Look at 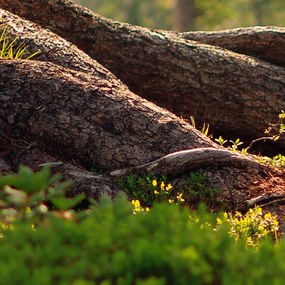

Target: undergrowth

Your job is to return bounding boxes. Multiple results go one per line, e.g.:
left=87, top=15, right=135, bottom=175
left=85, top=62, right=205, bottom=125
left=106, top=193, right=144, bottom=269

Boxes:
left=0, top=166, right=282, bottom=285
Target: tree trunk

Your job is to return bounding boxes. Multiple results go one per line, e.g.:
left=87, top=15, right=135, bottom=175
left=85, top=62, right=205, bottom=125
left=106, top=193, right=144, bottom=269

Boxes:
left=0, top=3, right=284, bottom=223
left=1, top=0, right=284, bottom=150
left=175, top=0, right=196, bottom=31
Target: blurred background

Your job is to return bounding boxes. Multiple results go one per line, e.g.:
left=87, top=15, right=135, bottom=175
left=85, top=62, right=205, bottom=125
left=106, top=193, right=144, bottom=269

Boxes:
left=73, top=0, right=285, bottom=31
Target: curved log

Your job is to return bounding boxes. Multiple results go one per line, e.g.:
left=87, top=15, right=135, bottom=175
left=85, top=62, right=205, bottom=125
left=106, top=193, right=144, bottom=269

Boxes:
left=1, top=0, right=285, bottom=148
left=173, top=26, right=285, bottom=68
left=109, top=148, right=271, bottom=178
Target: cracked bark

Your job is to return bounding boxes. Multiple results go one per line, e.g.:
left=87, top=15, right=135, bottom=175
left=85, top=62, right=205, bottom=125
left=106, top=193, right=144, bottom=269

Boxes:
left=0, top=3, right=284, bottom=224
left=1, top=0, right=285, bottom=148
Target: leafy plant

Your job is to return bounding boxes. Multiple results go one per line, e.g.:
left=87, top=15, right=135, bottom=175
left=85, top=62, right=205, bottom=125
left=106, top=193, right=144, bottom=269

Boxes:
left=0, top=165, right=84, bottom=226
left=117, top=174, right=185, bottom=207
left=264, top=110, right=285, bottom=141
left=218, top=207, right=279, bottom=248
left=179, top=171, right=219, bottom=203
left=0, top=194, right=284, bottom=284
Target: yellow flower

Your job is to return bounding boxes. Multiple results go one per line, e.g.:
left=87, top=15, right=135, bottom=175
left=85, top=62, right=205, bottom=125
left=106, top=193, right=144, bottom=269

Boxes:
left=154, top=190, right=159, bottom=195
left=168, top=199, right=174, bottom=204
left=166, top=183, right=173, bottom=191
left=160, top=181, right=165, bottom=190
left=152, top=180, right=157, bottom=187
left=132, top=200, right=141, bottom=213
left=176, top=193, right=185, bottom=202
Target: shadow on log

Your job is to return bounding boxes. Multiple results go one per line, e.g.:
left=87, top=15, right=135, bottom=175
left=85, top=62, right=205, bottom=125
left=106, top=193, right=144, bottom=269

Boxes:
left=0, top=3, right=284, bottom=227
left=1, top=0, right=284, bottom=148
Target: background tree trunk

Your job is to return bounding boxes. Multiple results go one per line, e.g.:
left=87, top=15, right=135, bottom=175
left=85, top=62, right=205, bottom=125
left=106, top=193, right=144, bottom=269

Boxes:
left=175, top=0, right=196, bottom=31
left=1, top=0, right=284, bottom=151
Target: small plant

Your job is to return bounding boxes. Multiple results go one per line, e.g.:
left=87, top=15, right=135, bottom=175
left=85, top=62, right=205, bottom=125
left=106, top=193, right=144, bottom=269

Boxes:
left=0, top=25, right=41, bottom=59
left=228, top=138, right=243, bottom=152
left=215, top=136, right=246, bottom=153
left=180, top=171, right=219, bottom=203
left=117, top=174, right=185, bottom=207
left=259, top=154, right=285, bottom=168
left=264, top=110, right=285, bottom=141
left=190, top=115, right=211, bottom=137
left=0, top=165, right=85, bottom=228
left=218, top=207, right=279, bottom=248
left=215, top=135, right=227, bottom=146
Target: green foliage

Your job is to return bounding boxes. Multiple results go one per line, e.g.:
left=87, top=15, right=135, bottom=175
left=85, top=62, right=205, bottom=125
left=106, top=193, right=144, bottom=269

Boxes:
left=0, top=167, right=283, bottom=284
left=215, top=136, right=246, bottom=153
left=264, top=110, right=285, bottom=142
left=179, top=171, right=219, bottom=202
left=117, top=174, right=184, bottom=207
left=218, top=207, right=279, bottom=248
left=259, top=154, right=285, bottom=168
left=0, top=165, right=83, bottom=226
left=74, top=0, right=285, bottom=30
left=118, top=171, right=219, bottom=210
left=0, top=194, right=284, bottom=284
left=0, top=25, right=40, bottom=60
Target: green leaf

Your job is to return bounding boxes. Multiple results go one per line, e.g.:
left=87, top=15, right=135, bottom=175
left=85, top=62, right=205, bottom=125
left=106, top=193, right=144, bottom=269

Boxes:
left=50, top=194, right=85, bottom=210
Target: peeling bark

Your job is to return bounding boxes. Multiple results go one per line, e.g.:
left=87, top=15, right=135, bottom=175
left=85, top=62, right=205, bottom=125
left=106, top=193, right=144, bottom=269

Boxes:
left=1, top=0, right=284, bottom=147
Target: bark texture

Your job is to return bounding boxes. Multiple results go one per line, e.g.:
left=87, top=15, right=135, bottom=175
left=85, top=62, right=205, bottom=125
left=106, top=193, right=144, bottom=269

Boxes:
left=175, top=26, right=285, bottom=68
left=0, top=3, right=284, bottom=224
left=1, top=0, right=284, bottom=148
left=0, top=59, right=213, bottom=171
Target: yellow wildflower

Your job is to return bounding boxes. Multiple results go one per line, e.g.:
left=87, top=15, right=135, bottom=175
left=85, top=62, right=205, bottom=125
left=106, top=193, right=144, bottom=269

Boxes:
left=176, top=193, right=185, bottom=202
left=152, top=180, right=157, bottom=187
left=166, top=183, right=173, bottom=191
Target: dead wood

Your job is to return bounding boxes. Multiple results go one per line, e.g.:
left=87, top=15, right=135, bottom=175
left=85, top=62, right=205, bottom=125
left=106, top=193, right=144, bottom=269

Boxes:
left=109, top=148, right=271, bottom=179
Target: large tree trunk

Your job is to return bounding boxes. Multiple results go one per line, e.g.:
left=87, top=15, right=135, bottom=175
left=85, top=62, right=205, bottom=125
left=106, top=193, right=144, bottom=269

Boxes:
left=1, top=0, right=284, bottom=150
left=0, top=3, right=284, bottom=224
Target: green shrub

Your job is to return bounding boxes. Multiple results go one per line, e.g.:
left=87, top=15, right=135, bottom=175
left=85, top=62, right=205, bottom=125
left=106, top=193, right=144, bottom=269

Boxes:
left=0, top=193, right=284, bottom=285
left=0, top=167, right=283, bottom=284
left=179, top=171, right=219, bottom=202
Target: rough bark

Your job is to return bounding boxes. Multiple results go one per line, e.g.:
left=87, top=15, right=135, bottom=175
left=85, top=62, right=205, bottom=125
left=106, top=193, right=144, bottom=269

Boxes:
left=175, top=26, right=285, bottom=68
left=4, top=58, right=284, bottom=210
left=1, top=0, right=285, bottom=149
left=0, top=4, right=284, bottom=224
left=0, top=59, right=212, bottom=171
